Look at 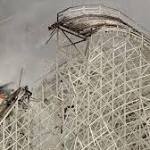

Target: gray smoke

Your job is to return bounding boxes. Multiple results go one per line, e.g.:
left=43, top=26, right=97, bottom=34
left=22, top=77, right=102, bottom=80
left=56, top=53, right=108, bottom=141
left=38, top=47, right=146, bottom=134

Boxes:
left=0, top=0, right=149, bottom=87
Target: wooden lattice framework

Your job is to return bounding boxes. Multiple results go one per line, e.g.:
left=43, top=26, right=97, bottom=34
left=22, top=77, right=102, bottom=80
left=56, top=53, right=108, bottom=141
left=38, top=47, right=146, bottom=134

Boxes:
left=1, top=5, right=150, bottom=150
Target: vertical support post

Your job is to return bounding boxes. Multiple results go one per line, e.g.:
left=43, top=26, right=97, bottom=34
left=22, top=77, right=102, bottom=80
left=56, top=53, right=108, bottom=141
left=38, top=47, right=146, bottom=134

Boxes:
left=112, top=32, right=115, bottom=147
left=124, top=35, right=127, bottom=149
left=139, top=35, right=143, bottom=150
left=56, top=26, right=64, bottom=148
left=87, top=39, right=90, bottom=150
left=15, top=99, right=18, bottom=150
left=112, top=33, right=119, bottom=149
left=2, top=120, right=5, bottom=150
left=27, top=110, right=31, bottom=150
left=38, top=82, right=44, bottom=150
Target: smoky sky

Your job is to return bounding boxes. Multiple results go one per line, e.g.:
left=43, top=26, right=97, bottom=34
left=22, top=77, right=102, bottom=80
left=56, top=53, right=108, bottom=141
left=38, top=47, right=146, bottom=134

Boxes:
left=0, top=0, right=150, bottom=87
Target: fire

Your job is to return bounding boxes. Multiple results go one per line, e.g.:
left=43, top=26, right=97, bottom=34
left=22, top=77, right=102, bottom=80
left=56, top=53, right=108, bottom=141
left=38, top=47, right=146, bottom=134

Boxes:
left=0, top=93, right=6, bottom=103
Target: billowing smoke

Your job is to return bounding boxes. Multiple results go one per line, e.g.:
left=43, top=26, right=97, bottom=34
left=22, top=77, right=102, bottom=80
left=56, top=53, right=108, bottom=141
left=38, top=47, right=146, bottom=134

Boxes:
left=0, top=0, right=149, bottom=87
left=0, top=0, right=68, bottom=86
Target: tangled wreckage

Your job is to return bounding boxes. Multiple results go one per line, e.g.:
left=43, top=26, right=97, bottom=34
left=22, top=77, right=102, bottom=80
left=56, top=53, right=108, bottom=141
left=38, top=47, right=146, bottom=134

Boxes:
left=0, top=86, right=32, bottom=121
